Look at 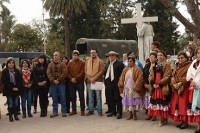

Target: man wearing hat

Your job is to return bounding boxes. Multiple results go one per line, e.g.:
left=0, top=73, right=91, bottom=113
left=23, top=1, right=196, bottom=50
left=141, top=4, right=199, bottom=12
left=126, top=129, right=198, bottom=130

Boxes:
left=104, top=51, right=124, bottom=119
left=67, top=50, right=85, bottom=116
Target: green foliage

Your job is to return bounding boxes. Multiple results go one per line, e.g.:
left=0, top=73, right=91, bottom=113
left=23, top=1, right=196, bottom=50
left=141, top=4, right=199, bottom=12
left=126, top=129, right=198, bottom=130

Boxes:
left=100, top=0, right=136, bottom=40
left=46, top=32, right=65, bottom=57
left=143, top=0, right=180, bottom=55
left=8, top=24, right=43, bottom=52
left=69, top=0, right=102, bottom=49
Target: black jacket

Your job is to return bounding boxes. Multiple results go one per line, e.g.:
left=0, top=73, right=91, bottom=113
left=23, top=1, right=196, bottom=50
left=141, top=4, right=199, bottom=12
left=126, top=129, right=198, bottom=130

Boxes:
left=2, top=68, right=23, bottom=96
left=32, top=63, right=50, bottom=89
left=104, top=60, right=124, bottom=100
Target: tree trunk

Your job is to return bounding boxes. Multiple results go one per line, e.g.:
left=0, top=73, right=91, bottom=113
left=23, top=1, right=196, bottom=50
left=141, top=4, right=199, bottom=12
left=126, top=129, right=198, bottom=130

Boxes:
left=64, top=13, right=70, bottom=58
left=159, top=0, right=200, bottom=36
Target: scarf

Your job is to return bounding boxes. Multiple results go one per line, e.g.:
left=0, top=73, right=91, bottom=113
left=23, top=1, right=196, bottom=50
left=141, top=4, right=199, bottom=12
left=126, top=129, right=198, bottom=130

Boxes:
left=105, top=60, right=116, bottom=81
left=86, top=57, right=101, bottom=77
left=22, top=67, right=31, bottom=85
left=9, top=69, right=16, bottom=85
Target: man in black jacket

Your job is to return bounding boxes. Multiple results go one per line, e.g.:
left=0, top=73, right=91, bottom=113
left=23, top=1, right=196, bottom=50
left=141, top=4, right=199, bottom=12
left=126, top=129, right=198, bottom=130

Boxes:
left=104, top=51, right=124, bottom=119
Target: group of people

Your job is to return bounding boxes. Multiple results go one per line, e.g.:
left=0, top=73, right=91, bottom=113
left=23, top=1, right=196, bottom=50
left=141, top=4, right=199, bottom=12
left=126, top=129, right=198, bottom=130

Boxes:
left=1, top=38, right=200, bottom=133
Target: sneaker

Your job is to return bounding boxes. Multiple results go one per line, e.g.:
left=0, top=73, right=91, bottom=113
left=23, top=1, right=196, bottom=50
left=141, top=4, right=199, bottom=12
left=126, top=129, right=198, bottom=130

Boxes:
left=81, top=111, right=85, bottom=116
left=62, top=113, right=67, bottom=117
left=86, top=111, right=94, bottom=116
left=50, top=113, right=58, bottom=118
left=98, top=112, right=103, bottom=116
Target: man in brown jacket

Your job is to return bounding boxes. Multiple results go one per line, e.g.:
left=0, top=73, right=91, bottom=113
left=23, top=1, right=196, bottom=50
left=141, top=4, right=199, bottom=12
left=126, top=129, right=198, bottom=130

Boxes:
left=85, top=49, right=104, bottom=116
left=67, top=50, right=85, bottom=116
left=47, top=52, right=67, bottom=118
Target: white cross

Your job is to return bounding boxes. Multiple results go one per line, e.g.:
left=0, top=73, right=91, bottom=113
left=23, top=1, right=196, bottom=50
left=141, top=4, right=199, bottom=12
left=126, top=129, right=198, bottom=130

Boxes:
left=121, top=3, right=158, bottom=64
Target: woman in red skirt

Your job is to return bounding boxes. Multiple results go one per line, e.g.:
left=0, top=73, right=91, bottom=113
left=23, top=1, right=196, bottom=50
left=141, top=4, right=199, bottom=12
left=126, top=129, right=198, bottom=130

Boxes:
left=148, top=50, right=172, bottom=127
left=170, top=51, right=191, bottom=129
left=186, top=47, right=200, bottom=133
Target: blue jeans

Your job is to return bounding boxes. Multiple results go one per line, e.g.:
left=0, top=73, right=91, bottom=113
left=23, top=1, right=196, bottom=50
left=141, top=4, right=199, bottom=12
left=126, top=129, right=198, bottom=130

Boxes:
left=8, top=95, right=19, bottom=110
left=69, top=82, right=85, bottom=112
left=87, top=84, right=102, bottom=112
left=51, top=84, right=66, bottom=113
left=21, top=89, right=32, bottom=114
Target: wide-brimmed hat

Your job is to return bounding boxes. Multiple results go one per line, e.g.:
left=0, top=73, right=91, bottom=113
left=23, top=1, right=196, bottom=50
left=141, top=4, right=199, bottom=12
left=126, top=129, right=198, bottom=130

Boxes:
left=105, top=51, right=119, bottom=57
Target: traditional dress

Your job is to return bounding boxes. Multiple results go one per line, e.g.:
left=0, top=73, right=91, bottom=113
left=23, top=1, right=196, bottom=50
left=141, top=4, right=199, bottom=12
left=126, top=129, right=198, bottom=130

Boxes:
left=186, top=59, right=200, bottom=122
left=170, top=61, right=191, bottom=122
left=148, top=61, right=172, bottom=118
left=118, top=65, right=144, bottom=111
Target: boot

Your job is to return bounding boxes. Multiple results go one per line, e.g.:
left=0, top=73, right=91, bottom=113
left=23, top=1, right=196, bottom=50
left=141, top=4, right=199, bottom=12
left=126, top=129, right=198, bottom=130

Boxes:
left=126, top=111, right=133, bottom=120
left=9, top=108, right=14, bottom=122
left=43, top=109, right=47, bottom=117
left=132, top=110, right=137, bottom=120
left=14, top=109, right=20, bottom=121
left=40, top=110, right=44, bottom=117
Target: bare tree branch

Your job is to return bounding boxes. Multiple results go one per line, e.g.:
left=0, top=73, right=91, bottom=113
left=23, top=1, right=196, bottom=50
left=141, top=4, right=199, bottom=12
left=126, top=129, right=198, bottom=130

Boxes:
left=160, top=0, right=198, bottom=34
left=184, top=0, right=200, bottom=25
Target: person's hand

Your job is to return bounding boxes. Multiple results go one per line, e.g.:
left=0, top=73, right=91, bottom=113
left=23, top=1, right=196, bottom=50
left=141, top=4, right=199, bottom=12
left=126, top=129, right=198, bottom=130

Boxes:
left=53, top=80, right=59, bottom=85
left=13, top=88, right=18, bottom=91
left=27, top=84, right=32, bottom=88
left=120, top=93, right=123, bottom=98
left=191, top=81, right=196, bottom=86
left=90, top=78, right=95, bottom=83
left=41, top=81, right=47, bottom=86
left=38, top=82, right=43, bottom=86
left=153, top=84, right=158, bottom=89
left=71, top=78, right=77, bottom=83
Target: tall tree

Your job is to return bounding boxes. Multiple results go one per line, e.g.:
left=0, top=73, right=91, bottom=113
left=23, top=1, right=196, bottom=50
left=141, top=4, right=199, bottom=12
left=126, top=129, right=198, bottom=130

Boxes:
left=100, top=0, right=136, bottom=40
left=9, top=24, right=43, bottom=52
left=142, top=0, right=180, bottom=54
left=159, top=0, right=200, bottom=37
left=44, top=0, right=86, bottom=57
left=69, top=0, right=102, bottom=49
left=0, top=0, right=16, bottom=51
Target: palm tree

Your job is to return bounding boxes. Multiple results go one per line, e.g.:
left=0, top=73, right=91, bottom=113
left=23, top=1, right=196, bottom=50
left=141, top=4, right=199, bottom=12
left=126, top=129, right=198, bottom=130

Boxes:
left=0, top=0, right=16, bottom=51
left=44, top=0, right=86, bottom=57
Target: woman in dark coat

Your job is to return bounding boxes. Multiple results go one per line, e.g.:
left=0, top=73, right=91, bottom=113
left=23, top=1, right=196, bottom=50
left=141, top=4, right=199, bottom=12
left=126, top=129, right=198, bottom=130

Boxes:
left=32, top=55, right=49, bottom=117
left=2, top=58, right=22, bottom=122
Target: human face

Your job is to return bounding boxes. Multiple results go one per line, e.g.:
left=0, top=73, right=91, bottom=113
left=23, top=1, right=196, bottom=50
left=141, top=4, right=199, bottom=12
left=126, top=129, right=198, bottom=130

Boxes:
left=149, top=55, right=157, bottom=63
left=7, top=61, right=15, bottom=69
left=197, top=39, right=200, bottom=47
left=72, top=54, right=79, bottom=61
left=177, top=55, right=187, bottom=64
left=108, top=54, right=117, bottom=62
left=22, top=61, right=29, bottom=68
left=123, top=54, right=127, bottom=61
left=90, top=50, right=97, bottom=59
left=128, top=59, right=134, bottom=67
left=151, top=44, right=156, bottom=50
left=62, top=57, right=69, bottom=64
left=197, top=49, right=200, bottom=61
left=53, top=52, right=60, bottom=61
left=128, top=53, right=135, bottom=58
left=157, top=52, right=165, bottom=62
left=38, top=58, right=44, bottom=64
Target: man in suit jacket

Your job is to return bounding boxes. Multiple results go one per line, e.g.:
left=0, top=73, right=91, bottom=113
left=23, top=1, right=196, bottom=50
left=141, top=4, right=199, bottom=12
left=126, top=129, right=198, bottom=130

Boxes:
left=104, top=51, right=124, bottom=119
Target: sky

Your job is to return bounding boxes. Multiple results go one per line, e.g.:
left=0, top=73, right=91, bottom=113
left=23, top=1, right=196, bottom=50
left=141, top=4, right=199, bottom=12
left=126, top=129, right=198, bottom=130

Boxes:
left=4, top=0, right=191, bottom=34
left=5, top=0, right=49, bottom=24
